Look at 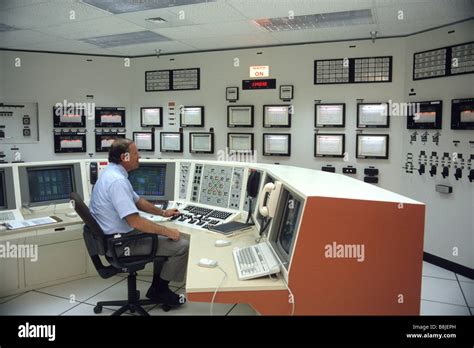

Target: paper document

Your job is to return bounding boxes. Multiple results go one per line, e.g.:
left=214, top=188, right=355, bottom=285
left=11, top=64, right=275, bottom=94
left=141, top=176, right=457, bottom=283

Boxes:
left=6, top=216, right=58, bottom=230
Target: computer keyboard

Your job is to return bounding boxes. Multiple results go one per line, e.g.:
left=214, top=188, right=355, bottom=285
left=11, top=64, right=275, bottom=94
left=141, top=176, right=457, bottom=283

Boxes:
left=0, top=212, right=15, bottom=221
left=233, top=242, right=281, bottom=280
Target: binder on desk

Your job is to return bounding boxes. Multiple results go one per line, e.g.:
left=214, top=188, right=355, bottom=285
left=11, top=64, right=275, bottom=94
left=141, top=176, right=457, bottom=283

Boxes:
left=5, top=216, right=62, bottom=230
left=208, top=221, right=253, bottom=235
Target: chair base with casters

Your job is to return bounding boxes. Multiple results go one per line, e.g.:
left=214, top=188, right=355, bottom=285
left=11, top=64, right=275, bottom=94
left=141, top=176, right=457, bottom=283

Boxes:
left=94, top=270, right=172, bottom=316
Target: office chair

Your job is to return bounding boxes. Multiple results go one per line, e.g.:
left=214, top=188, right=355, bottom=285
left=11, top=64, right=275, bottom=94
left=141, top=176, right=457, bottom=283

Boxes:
left=70, top=192, right=171, bottom=316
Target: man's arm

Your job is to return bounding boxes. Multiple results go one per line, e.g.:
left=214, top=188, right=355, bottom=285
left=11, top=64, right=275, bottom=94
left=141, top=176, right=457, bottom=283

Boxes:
left=136, top=198, right=164, bottom=216
left=125, top=213, right=181, bottom=240
left=135, top=198, right=180, bottom=217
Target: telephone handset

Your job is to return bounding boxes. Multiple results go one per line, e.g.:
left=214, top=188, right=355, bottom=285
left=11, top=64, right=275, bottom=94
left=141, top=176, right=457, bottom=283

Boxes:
left=258, top=181, right=282, bottom=218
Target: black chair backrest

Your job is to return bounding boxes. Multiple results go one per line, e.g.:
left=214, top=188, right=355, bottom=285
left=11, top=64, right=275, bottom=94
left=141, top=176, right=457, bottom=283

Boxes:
left=70, top=192, right=117, bottom=278
left=70, top=192, right=106, bottom=255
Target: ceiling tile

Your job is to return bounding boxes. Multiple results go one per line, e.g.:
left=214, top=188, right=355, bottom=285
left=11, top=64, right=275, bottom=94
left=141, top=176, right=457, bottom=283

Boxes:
left=0, top=0, right=112, bottom=29
left=0, top=0, right=50, bottom=11
left=36, top=17, right=147, bottom=40
left=180, top=33, right=281, bottom=50
left=152, top=21, right=265, bottom=40
left=164, top=0, right=246, bottom=23
left=105, top=41, right=197, bottom=56
left=0, top=29, right=59, bottom=47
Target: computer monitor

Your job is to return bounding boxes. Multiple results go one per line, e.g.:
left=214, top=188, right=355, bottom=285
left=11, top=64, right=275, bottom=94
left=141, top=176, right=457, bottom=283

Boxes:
left=19, top=164, right=84, bottom=207
left=128, top=162, right=175, bottom=201
left=314, top=133, right=345, bottom=158
left=53, top=106, right=86, bottom=127
left=133, top=131, right=155, bottom=152
left=189, top=132, right=214, bottom=153
left=356, top=134, right=389, bottom=159
left=227, top=105, right=254, bottom=127
left=227, top=133, right=254, bottom=153
left=54, top=133, right=87, bottom=153
left=95, top=133, right=126, bottom=152
left=180, top=106, right=204, bottom=127
left=263, top=133, right=291, bottom=156
left=263, top=105, right=291, bottom=127
left=95, top=107, right=126, bottom=127
left=269, top=186, right=303, bottom=271
left=451, top=98, right=474, bottom=130
left=407, top=100, right=442, bottom=129
left=315, top=103, right=345, bottom=128
left=140, top=107, right=163, bottom=127
left=357, top=103, right=389, bottom=128
left=160, top=132, right=183, bottom=153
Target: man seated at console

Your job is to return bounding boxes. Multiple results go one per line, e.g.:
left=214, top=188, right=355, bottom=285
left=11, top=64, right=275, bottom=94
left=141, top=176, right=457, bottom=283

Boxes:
left=90, top=138, right=188, bottom=306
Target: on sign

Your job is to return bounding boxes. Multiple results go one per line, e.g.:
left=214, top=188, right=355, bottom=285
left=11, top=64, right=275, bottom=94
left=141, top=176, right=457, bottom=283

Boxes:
left=249, top=66, right=270, bottom=78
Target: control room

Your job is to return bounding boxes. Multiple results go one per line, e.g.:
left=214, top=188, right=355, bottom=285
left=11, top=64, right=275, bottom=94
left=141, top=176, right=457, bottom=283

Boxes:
left=0, top=0, right=472, bottom=320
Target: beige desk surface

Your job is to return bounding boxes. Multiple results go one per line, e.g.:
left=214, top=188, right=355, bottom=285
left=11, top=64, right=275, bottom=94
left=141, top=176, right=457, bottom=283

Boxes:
left=171, top=222, right=286, bottom=294
left=1, top=210, right=286, bottom=293
left=0, top=208, right=83, bottom=241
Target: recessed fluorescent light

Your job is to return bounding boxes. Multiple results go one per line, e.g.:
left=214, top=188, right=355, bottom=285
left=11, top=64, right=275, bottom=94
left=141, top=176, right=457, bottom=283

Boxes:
left=80, top=31, right=170, bottom=48
left=81, top=0, right=215, bottom=14
left=254, top=9, right=374, bottom=32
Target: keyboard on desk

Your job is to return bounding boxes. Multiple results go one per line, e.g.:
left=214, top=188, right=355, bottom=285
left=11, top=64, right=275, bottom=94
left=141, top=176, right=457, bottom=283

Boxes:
left=173, top=205, right=238, bottom=231
left=233, top=242, right=281, bottom=280
left=0, top=212, right=15, bottom=221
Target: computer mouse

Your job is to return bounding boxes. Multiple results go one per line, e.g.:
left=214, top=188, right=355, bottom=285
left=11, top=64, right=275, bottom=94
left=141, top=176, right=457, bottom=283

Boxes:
left=66, top=212, right=78, bottom=218
left=215, top=239, right=232, bottom=247
left=198, top=258, right=218, bottom=268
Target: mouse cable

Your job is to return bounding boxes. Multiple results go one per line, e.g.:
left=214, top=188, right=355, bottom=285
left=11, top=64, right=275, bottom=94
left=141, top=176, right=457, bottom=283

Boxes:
left=210, top=265, right=228, bottom=316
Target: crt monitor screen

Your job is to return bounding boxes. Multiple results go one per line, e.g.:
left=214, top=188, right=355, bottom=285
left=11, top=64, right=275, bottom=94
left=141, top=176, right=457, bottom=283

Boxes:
left=128, top=163, right=175, bottom=201
left=19, top=164, right=84, bottom=207
left=27, top=166, right=74, bottom=204
left=269, top=187, right=303, bottom=270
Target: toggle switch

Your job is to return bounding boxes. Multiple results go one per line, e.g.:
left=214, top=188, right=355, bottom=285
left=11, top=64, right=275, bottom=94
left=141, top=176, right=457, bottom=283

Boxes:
left=418, top=164, right=425, bottom=175
left=429, top=165, right=437, bottom=177
left=468, top=169, right=474, bottom=183
left=442, top=167, right=449, bottom=178
left=454, top=168, right=462, bottom=180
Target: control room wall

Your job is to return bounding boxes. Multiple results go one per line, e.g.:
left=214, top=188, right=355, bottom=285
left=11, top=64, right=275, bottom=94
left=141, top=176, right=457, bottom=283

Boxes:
left=0, top=52, right=132, bottom=162
left=1, top=20, right=472, bottom=269
left=130, top=37, right=406, bottom=193
left=401, top=21, right=473, bottom=269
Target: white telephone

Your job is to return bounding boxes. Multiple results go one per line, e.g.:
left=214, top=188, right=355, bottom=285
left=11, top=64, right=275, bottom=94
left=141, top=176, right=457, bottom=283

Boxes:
left=258, top=181, right=282, bottom=218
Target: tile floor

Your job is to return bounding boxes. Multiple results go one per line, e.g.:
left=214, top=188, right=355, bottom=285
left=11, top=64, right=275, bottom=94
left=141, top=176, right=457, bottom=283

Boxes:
left=0, top=262, right=471, bottom=316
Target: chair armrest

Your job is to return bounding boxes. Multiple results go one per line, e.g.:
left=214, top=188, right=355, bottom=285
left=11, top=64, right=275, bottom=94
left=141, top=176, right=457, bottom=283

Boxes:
left=106, top=232, right=158, bottom=269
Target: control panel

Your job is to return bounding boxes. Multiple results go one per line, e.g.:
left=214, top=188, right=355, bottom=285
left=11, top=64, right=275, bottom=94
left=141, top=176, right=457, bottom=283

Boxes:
left=190, top=163, right=203, bottom=202
left=198, top=165, right=233, bottom=208
left=178, top=162, right=191, bottom=200
left=229, top=167, right=244, bottom=209
left=172, top=204, right=239, bottom=231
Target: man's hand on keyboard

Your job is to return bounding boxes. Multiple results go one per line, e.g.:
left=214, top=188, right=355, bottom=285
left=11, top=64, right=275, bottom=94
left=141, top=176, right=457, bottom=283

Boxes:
left=163, top=209, right=180, bottom=218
